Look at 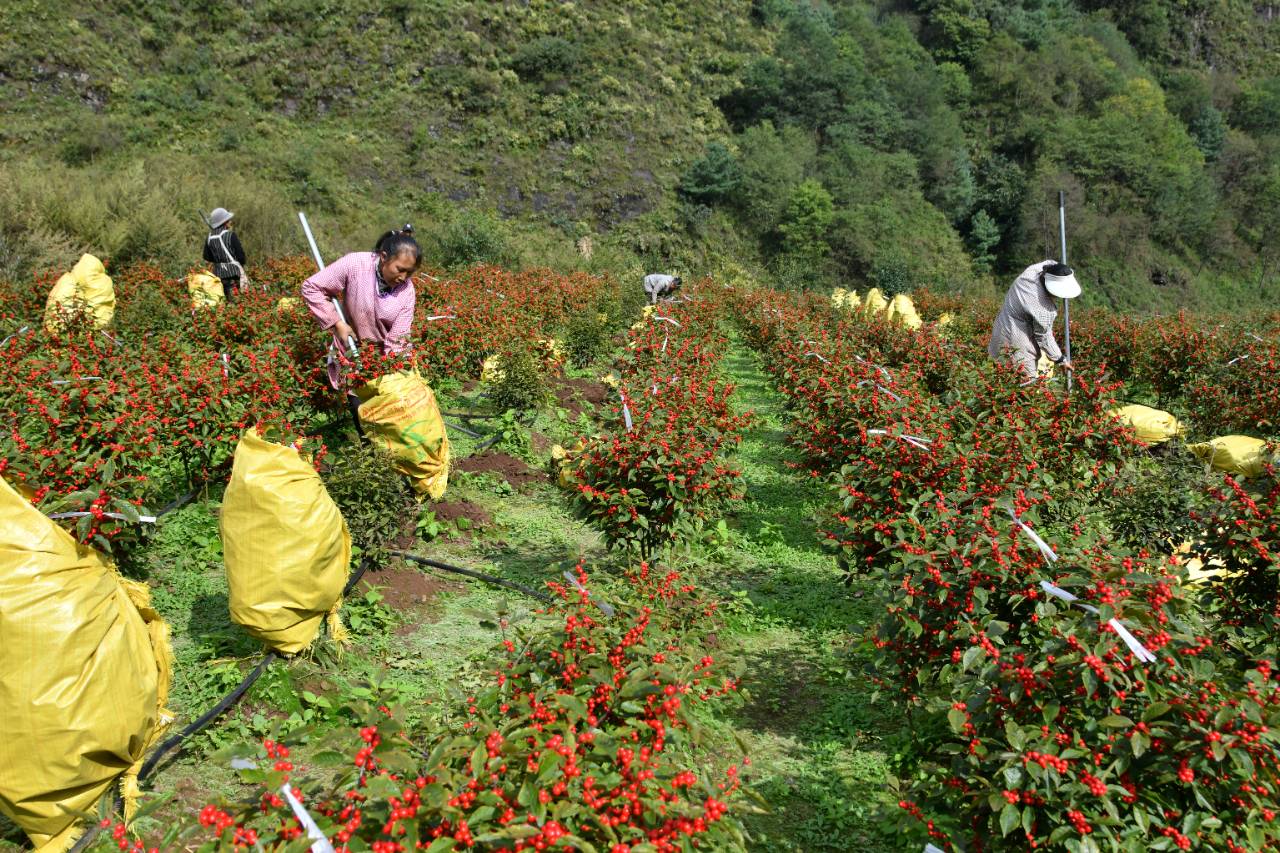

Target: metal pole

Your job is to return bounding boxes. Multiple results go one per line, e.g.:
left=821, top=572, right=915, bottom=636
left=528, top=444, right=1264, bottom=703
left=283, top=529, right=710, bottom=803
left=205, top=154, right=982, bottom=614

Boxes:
left=1059, top=191, right=1073, bottom=392
left=297, top=211, right=360, bottom=362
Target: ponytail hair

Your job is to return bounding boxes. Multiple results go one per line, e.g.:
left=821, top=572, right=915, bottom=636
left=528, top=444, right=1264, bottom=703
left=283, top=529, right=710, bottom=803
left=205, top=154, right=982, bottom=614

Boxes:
left=374, top=224, right=421, bottom=265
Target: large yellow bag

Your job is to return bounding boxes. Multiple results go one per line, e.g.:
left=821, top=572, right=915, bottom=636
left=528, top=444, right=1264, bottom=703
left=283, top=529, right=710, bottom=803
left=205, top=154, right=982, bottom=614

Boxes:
left=221, top=429, right=352, bottom=655
left=830, top=288, right=848, bottom=309
left=862, top=287, right=888, bottom=317
left=43, top=254, right=116, bottom=333
left=887, top=293, right=922, bottom=330
left=1189, top=436, right=1276, bottom=478
left=0, top=477, right=171, bottom=852
left=844, top=290, right=862, bottom=311
left=355, top=371, right=451, bottom=499
left=1109, top=404, right=1187, bottom=445
left=187, top=271, right=224, bottom=310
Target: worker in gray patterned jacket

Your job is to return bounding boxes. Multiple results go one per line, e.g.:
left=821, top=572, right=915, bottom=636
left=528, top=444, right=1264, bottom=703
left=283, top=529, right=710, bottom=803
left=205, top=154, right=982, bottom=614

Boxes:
left=988, top=260, right=1079, bottom=380
left=643, top=273, right=682, bottom=305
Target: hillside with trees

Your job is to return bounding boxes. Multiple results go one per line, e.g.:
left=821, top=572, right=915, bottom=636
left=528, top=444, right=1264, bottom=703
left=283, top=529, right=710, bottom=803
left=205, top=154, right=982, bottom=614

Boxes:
left=1, top=0, right=1277, bottom=310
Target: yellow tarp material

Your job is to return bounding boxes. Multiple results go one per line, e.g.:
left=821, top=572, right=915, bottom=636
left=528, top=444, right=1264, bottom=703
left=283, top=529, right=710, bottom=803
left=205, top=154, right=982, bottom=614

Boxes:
left=43, top=254, right=116, bottom=333
left=276, top=296, right=302, bottom=312
left=886, top=293, right=922, bottom=330
left=355, top=371, right=451, bottom=499
left=862, top=287, right=888, bottom=317
left=221, top=429, right=351, bottom=655
left=481, top=354, right=505, bottom=384
left=187, top=271, right=224, bottom=310
left=1109, top=404, right=1187, bottom=445
left=1189, top=436, right=1275, bottom=478
left=830, top=288, right=848, bottom=309
left=0, top=476, right=171, bottom=852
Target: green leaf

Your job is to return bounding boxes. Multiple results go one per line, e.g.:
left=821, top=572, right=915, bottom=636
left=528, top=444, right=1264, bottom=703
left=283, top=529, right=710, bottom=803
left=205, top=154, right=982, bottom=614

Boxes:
left=1000, top=804, right=1019, bottom=837
left=1100, top=715, right=1133, bottom=728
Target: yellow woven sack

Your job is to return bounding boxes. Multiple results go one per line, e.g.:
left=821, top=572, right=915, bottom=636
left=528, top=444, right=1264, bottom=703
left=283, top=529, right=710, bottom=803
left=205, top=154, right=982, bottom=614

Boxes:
left=1189, top=436, right=1275, bottom=478
left=276, top=296, right=302, bottom=312
left=0, top=476, right=171, bottom=852
left=888, top=293, right=922, bottom=330
left=221, top=429, right=352, bottom=655
left=355, top=371, right=451, bottom=499
left=43, top=254, right=116, bottom=333
left=844, top=290, right=862, bottom=311
left=187, top=271, right=224, bottom=310
left=862, top=287, right=888, bottom=317
left=830, top=288, right=848, bottom=309
left=1109, top=404, right=1187, bottom=445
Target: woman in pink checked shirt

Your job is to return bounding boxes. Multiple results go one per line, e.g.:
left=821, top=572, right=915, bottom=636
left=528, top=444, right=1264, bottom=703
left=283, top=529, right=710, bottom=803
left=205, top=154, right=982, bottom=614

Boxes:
left=301, top=227, right=422, bottom=431
left=301, top=227, right=422, bottom=357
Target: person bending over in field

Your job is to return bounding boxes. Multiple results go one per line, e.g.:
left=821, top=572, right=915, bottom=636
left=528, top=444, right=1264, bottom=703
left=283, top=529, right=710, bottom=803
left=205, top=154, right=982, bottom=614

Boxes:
left=302, top=226, right=422, bottom=429
left=643, top=272, right=682, bottom=304
left=988, top=260, right=1079, bottom=381
left=204, top=207, right=249, bottom=299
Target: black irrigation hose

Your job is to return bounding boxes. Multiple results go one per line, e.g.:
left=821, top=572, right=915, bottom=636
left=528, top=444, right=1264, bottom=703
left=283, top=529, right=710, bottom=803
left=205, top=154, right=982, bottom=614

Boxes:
left=442, top=409, right=498, bottom=420
left=445, top=420, right=483, bottom=439
left=390, top=550, right=554, bottom=604
left=468, top=411, right=537, bottom=456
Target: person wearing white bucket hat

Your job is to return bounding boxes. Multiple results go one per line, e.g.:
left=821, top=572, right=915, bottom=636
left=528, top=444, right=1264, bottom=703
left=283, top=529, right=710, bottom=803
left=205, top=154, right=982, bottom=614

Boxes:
left=988, top=260, right=1079, bottom=380
left=203, top=207, right=249, bottom=299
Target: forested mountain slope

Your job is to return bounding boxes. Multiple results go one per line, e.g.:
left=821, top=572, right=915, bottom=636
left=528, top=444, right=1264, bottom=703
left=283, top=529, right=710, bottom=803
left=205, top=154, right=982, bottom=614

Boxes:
left=1, top=0, right=1277, bottom=310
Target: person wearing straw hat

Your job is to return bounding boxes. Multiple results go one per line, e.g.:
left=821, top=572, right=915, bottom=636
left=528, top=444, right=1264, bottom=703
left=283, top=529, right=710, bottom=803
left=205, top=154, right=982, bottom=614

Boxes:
left=988, top=260, right=1080, bottom=380
left=203, top=207, right=249, bottom=299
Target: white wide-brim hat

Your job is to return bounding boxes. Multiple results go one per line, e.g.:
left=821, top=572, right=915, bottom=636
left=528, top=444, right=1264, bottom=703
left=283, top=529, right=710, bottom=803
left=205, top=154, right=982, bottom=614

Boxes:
left=1044, top=263, right=1081, bottom=299
left=209, top=207, right=235, bottom=229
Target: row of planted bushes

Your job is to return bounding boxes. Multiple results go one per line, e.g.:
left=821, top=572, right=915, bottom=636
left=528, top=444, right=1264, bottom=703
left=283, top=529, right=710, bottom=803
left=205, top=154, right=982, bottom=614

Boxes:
left=908, top=290, right=1280, bottom=437
left=103, top=562, right=751, bottom=852
left=562, top=285, right=752, bottom=560
left=738, top=290, right=1280, bottom=851
left=0, top=257, right=617, bottom=555
left=75, top=279, right=755, bottom=851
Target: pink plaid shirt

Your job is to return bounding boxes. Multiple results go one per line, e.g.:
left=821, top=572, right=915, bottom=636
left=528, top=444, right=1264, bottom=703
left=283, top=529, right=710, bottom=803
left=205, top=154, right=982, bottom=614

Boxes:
left=301, top=252, right=416, bottom=355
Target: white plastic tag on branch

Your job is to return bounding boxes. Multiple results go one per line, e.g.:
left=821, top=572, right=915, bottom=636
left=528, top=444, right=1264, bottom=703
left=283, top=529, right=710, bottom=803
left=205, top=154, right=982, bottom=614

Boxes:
left=425, top=314, right=457, bottom=321
left=0, top=326, right=30, bottom=347
left=1040, top=582, right=1156, bottom=663
left=563, top=570, right=616, bottom=617
left=866, top=429, right=931, bottom=450
left=855, top=379, right=901, bottom=402
left=48, top=511, right=158, bottom=523
left=855, top=355, right=891, bottom=380
left=1225, top=354, right=1250, bottom=366
left=51, top=376, right=103, bottom=385
left=282, top=783, right=337, bottom=853
left=620, top=392, right=633, bottom=432
left=651, top=316, right=681, bottom=327
left=661, top=331, right=668, bottom=353
left=1008, top=509, right=1058, bottom=564
left=100, top=330, right=123, bottom=347
left=804, top=351, right=830, bottom=363
left=221, top=353, right=230, bottom=378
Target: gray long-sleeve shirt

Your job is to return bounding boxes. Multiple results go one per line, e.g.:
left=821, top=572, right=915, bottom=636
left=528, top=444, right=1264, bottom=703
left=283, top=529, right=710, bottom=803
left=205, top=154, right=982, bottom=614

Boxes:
left=988, top=260, right=1063, bottom=377
left=644, top=273, right=676, bottom=304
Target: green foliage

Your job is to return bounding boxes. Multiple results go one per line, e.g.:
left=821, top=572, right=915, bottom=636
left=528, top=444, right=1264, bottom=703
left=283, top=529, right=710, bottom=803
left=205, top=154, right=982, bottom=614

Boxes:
left=485, top=346, right=549, bottom=414
left=778, top=179, right=834, bottom=260
left=966, top=208, right=1000, bottom=273
left=321, top=444, right=416, bottom=566
left=561, top=308, right=612, bottom=369
left=678, top=142, right=743, bottom=205
left=432, top=210, right=513, bottom=270
left=508, top=36, right=583, bottom=82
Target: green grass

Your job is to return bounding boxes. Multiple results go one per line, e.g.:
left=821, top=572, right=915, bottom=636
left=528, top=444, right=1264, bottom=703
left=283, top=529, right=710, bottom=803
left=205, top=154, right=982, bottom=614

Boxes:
left=0, top=338, right=908, bottom=851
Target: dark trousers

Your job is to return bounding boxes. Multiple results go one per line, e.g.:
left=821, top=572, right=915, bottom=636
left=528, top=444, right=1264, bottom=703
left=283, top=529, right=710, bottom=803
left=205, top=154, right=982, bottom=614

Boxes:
left=346, top=393, right=366, bottom=439
left=220, top=277, right=238, bottom=300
